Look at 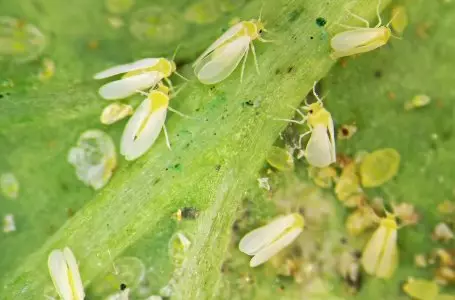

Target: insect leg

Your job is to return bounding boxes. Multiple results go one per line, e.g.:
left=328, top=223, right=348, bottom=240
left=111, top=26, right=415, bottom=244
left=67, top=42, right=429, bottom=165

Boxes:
left=168, top=106, right=195, bottom=119
left=240, top=45, right=249, bottom=83
left=163, top=124, right=172, bottom=150
left=135, top=89, right=149, bottom=97
left=298, top=130, right=312, bottom=149
left=250, top=42, right=260, bottom=74
left=374, top=0, right=383, bottom=28
left=345, top=6, right=370, bottom=27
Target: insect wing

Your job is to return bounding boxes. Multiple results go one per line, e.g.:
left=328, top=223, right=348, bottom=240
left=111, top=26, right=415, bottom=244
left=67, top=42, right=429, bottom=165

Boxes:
left=361, top=225, right=387, bottom=275
left=250, top=227, right=302, bottom=267
left=331, top=28, right=384, bottom=51
left=376, top=230, right=398, bottom=278
left=63, top=248, right=85, bottom=300
left=305, top=124, right=334, bottom=168
left=193, top=22, right=245, bottom=66
left=239, top=214, right=298, bottom=255
left=48, top=250, right=73, bottom=300
left=195, top=36, right=250, bottom=84
left=120, top=97, right=168, bottom=161
left=94, top=58, right=159, bottom=79
left=98, top=71, right=162, bottom=100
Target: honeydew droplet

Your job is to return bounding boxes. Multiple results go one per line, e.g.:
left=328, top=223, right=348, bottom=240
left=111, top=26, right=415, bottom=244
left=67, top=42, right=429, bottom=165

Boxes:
left=266, top=146, right=294, bottom=171
left=359, top=148, right=400, bottom=188
left=105, top=0, right=134, bottom=14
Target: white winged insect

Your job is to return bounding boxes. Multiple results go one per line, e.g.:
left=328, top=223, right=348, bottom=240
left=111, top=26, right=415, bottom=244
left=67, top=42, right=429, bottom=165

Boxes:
left=48, top=247, right=85, bottom=300
left=193, top=14, right=270, bottom=84
left=239, top=213, right=304, bottom=267
left=361, top=212, right=399, bottom=278
left=277, top=83, right=336, bottom=168
left=330, top=0, right=399, bottom=59
left=120, top=82, right=189, bottom=161
left=94, top=57, right=185, bottom=100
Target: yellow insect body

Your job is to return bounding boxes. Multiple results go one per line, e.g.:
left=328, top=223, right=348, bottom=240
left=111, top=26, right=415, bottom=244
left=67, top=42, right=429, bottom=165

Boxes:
left=193, top=19, right=266, bottom=84
left=361, top=213, right=398, bottom=278
left=120, top=83, right=171, bottom=161
left=303, top=102, right=336, bottom=168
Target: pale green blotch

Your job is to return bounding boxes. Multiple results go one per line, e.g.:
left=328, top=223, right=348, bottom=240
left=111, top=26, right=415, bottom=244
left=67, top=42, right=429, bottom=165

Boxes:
left=359, top=148, right=400, bottom=188
left=266, top=146, right=294, bottom=171
left=89, top=256, right=145, bottom=297
left=168, top=232, right=191, bottom=267
left=0, top=16, right=46, bottom=62
left=0, top=172, right=19, bottom=199
left=184, top=0, right=221, bottom=24
left=219, top=0, right=245, bottom=12
left=130, top=6, right=186, bottom=44
left=105, top=0, right=134, bottom=14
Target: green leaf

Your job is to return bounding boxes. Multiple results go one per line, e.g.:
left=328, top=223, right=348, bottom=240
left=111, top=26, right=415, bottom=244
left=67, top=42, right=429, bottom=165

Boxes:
left=0, top=0, right=392, bottom=299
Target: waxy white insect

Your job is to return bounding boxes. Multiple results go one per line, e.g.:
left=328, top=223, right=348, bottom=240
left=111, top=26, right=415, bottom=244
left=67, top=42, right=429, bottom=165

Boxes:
left=48, top=247, right=85, bottom=300
left=0, top=172, right=19, bottom=199
left=239, top=213, right=304, bottom=267
left=193, top=15, right=270, bottom=84
left=3, top=214, right=16, bottom=233
left=361, top=213, right=399, bottom=278
left=330, top=1, right=396, bottom=59
left=120, top=83, right=189, bottom=161
left=94, top=57, right=179, bottom=100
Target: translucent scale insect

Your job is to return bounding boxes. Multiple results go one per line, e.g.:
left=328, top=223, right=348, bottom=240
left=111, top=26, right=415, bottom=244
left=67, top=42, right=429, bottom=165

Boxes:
left=48, top=247, right=85, bottom=300
left=120, top=82, right=190, bottom=161
left=94, top=57, right=184, bottom=100
left=330, top=1, right=398, bottom=59
left=361, top=212, right=399, bottom=278
left=193, top=13, right=271, bottom=84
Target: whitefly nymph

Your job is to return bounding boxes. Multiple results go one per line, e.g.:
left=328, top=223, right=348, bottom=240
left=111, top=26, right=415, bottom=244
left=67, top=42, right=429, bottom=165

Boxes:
left=94, top=57, right=177, bottom=100
left=193, top=15, right=270, bottom=85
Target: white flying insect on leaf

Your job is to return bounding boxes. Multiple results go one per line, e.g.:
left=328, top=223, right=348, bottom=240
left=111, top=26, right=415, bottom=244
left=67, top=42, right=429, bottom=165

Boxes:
left=193, top=14, right=270, bottom=84
left=120, top=83, right=190, bottom=161
left=361, top=213, right=399, bottom=278
left=48, top=247, right=85, bottom=300
left=330, top=1, right=398, bottom=59
left=94, top=57, right=178, bottom=100
left=239, top=213, right=304, bottom=267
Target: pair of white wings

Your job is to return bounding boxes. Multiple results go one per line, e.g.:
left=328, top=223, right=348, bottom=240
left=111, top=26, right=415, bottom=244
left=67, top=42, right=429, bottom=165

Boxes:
left=239, top=214, right=302, bottom=267
left=94, top=58, right=163, bottom=100
left=305, top=121, right=336, bottom=168
left=331, top=28, right=387, bottom=58
left=361, top=225, right=398, bottom=278
left=193, top=23, right=252, bottom=84
left=120, top=95, right=168, bottom=161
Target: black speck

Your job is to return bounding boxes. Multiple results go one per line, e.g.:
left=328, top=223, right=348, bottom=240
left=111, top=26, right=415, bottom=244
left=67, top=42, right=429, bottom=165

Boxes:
left=280, top=285, right=285, bottom=291
left=352, top=250, right=362, bottom=259
left=181, top=207, right=200, bottom=219
left=215, top=164, right=221, bottom=171
left=0, top=94, right=3, bottom=99
left=210, top=86, right=216, bottom=91
left=340, top=237, right=348, bottom=244
left=310, top=36, right=314, bottom=40
left=174, top=163, right=181, bottom=171
left=120, top=283, right=127, bottom=290
left=374, top=70, right=382, bottom=78
left=205, top=118, right=209, bottom=121
left=153, top=178, right=161, bottom=185
left=316, top=17, right=327, bottom=27
left=287, top=66, right=294, bottom=73
left=213, top=132, right=217, bottom=135
left=242, top=100, right=254, bottom=107
left=165, top=168, right=169, bottom=171
left=275, top=69, right=281, bottom=75
left=288, top=9, right=302, bottom=23
left=195, top=108, right=200, bottom=112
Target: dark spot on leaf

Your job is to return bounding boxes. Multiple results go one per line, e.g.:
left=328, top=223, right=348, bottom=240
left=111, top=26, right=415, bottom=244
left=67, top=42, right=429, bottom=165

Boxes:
left=153, top=178, right=161, bottom=185
left=374, top=70, right=382, bottom=78
left=316, top=17, right=327, bottom=27
left=340, top=237, right=348, bottom=244
left=352, top=250, right=362, bottom=259
left=195, top=108, right=200, bottom=112
left=67, top=208, right=74, bottom=217
left=120, top=283, right=127, bottom=290
left=310, top=36, right=314, bottom=40
left=215, top=164, right=221, bottom=171
left=275, top=69, right=281, bottom=75
left=341, top=127, right=349, bottom=136
left=288, top=9, right=302, bottom=23
left=181, top=207, right=200, bottom=219
left=287, top=66, right=294, bottom=73
left=213, top=132, right=216, bottom=135
left=242, top=100, right=254, bottom=107
left=174, top=163, right=181, bottom=171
